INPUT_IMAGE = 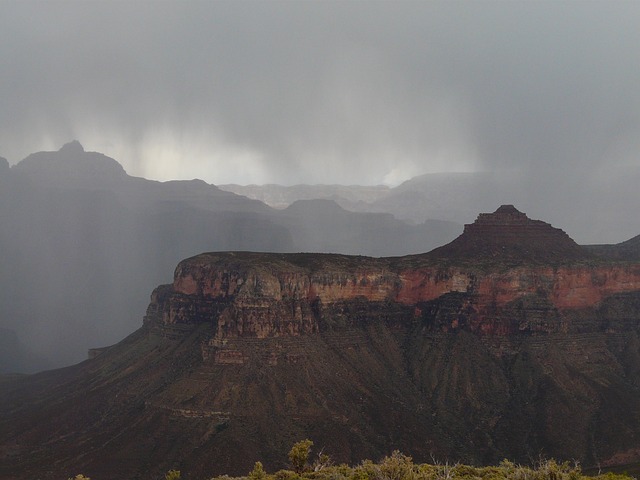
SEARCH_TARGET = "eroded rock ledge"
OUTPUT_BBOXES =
[139,207,640,370]
[152,252,640,335]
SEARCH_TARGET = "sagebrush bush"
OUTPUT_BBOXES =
[166,470,182,480]
[208,441,636,480]
[290,439,315,474]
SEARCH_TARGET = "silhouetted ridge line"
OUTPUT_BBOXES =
[12,140,127,186]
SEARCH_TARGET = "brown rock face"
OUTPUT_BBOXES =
[162,250,640,340]
[428,204,588,262]
[3,207,640,479]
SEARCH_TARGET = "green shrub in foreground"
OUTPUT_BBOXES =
[206,440,637,480]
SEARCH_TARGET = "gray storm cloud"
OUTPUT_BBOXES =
[1,1,639,185]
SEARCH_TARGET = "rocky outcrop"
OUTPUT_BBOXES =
[428,205,588,262]
[125,210,640,400]
[153,248,640,342]
[4,206,640,479]
[145,208,640,348]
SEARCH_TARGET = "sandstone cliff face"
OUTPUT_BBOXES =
[4,206,640,480]
[135,247,640,475]
[162,252,640,340]
[150,207,640,375]
[160,207,640,342]
[128,207,640,474]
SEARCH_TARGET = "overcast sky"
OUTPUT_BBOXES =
[1,0,639,186]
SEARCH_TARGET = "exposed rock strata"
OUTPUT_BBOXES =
[428,204,587,262]
[162,251,640,342]
[3,206,640,479]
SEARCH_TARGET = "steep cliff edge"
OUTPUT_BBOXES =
[2,206,640,480]
[160,207,640,340]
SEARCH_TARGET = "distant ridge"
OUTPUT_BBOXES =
[219,183,390,210]
[427,204,589,262]
[12,140,127,186]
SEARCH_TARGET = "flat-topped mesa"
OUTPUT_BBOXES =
[162,252,403,338]
[427,204,589,263]
[146,208,640,342]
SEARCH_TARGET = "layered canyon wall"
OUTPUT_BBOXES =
[154,252,640,340]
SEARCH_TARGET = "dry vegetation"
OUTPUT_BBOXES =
[70,440,637,480]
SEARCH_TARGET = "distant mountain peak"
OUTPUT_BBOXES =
[13,142,126,186]
[428,205,589,263]
[59,140,84,154]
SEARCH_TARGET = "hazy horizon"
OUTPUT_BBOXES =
[6,140,484,188]
[2,1,639,188]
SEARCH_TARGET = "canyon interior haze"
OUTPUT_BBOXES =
[3,2,640,479]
